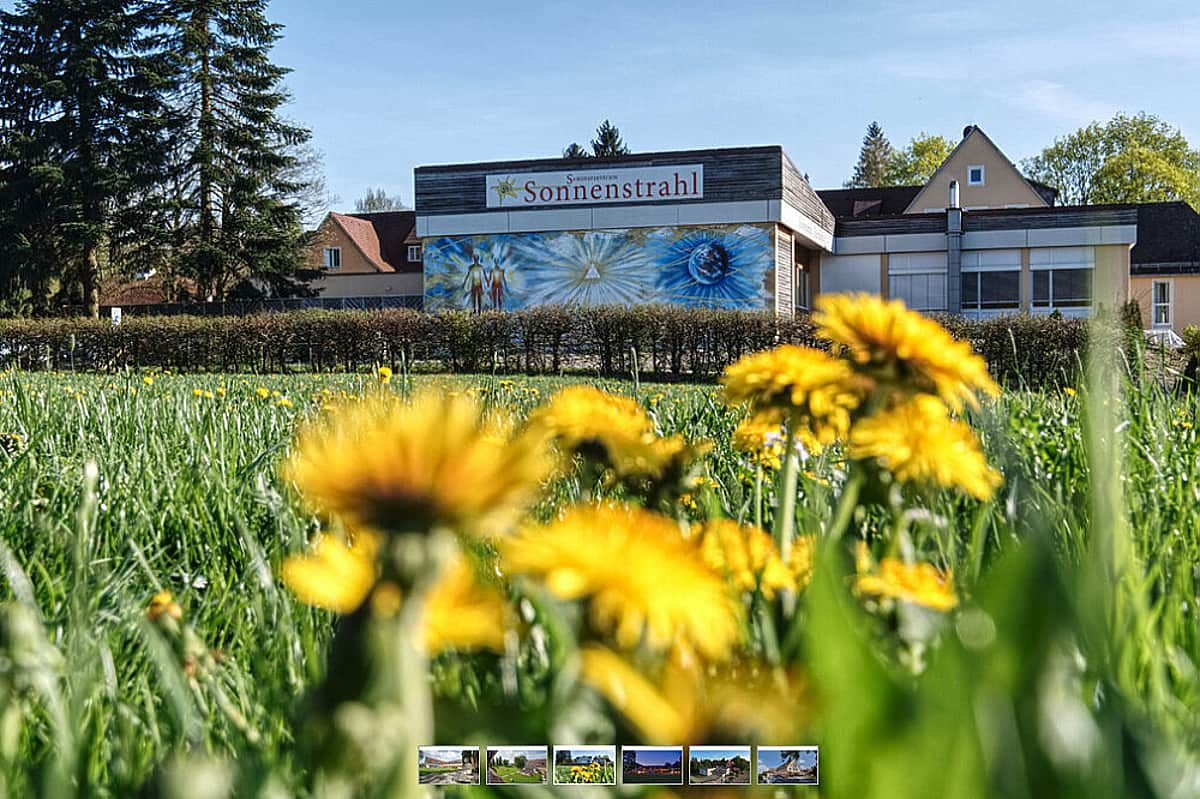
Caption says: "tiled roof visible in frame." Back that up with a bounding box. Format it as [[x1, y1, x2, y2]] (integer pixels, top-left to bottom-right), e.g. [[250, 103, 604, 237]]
[[1129, 202, 1200, 273], [330, 212, 395, 273], [348, 210, 418, 270], [816, 186, 923, 219]]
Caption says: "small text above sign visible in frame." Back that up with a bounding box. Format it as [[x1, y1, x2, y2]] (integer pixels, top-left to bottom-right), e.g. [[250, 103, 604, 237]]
[[486, 165, 704, 209]]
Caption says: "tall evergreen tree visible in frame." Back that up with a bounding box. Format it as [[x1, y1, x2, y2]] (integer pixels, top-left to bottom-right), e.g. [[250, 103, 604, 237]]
[[590, 120, 629, 157], [845, 121, 895, 188], [0, 0, 176, 316], [163, 0, 312, 300]]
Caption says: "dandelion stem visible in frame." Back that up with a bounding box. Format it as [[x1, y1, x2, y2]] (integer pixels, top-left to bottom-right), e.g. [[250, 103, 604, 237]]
[[775, 425, 800, 562], [826, 467, 864, 542]]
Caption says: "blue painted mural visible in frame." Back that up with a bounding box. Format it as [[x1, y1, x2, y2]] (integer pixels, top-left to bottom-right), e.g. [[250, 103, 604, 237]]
[[423, 224, 774, 312]]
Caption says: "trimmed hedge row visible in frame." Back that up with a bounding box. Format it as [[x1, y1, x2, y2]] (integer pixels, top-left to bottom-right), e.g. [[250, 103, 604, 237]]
[[0, 303, 1139, 387]]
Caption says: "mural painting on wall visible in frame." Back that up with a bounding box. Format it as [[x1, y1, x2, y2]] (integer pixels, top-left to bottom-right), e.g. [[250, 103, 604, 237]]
[[423, 223, 774, 312]]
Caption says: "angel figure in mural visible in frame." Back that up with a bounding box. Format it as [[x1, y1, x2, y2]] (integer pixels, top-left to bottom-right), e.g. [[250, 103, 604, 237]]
[[463, 252, 487, 314], [489, 255, 509, 311]]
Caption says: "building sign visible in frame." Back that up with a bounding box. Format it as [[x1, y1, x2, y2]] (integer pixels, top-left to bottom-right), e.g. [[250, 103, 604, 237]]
[[486, 164, 703, 209]]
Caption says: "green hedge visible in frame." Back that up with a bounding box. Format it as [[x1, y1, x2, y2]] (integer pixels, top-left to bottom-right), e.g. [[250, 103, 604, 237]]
[[0, 303, 1138, 387]]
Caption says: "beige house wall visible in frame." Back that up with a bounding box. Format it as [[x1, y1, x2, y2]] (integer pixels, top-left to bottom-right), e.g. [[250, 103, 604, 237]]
[[905, 130, 1048, 213], [1131, 274, 1200, 333], [311, 272, 423, 299], [1094, 244, 1132, 309], [305, 217, 382, 275]]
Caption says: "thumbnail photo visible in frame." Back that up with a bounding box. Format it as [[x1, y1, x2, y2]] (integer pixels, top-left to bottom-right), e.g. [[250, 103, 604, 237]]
[[756, 746, 819, 785], [688, 746, 752, 785], [417, 746, 479, 785], [553, 745, 617, 785], [621, 746, 684, 785], [486, 746, 549, 785]]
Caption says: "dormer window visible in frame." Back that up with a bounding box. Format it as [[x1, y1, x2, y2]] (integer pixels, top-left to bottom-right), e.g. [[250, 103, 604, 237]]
[[968, 165, 986, 186], [324, 247, 342, 270]]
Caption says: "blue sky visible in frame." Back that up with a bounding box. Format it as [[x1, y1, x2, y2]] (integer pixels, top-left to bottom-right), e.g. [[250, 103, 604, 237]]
[[269, 0, 1200, 216], [627, 747, 682, 766]]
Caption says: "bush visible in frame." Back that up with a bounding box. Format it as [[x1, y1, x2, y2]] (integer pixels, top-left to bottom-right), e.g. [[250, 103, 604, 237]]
[[0, 305, 1137, 387]]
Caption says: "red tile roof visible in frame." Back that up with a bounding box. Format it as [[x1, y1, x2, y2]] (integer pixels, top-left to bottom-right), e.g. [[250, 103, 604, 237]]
[[330, 212, 395, 273]]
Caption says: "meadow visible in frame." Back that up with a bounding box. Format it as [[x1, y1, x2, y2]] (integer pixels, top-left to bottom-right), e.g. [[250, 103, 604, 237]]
[[0, 299, 1199, 798]]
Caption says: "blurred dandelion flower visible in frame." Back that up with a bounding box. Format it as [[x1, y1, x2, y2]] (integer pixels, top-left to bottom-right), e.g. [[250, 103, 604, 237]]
[[284, 392, 552, 536], [146, 591, 183, 622], [501, 504, 741, 660], [720, 346, 862, 449], [423, 558, 508, 654], [854, 543, 958, 612], [697, 519, 794, 599], [731, 415, 786, 469], [530, 385, 695, 479], [815, 293, 998, 411], [280, 532, 378, 614], [848, 394, 1002, 500], [377, 366, 392, 385], [255, 387, 270, 400]]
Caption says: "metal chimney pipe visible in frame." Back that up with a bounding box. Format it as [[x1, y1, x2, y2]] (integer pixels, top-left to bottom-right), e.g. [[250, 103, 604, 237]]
[[949, 179, 960, 209]]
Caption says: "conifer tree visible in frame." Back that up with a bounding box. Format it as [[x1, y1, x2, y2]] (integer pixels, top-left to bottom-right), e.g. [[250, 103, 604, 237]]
[[163, 0, 312, 300], [0, 0, 176, 316], [590, 120, 629, 157], [845, 121, 895, 188]]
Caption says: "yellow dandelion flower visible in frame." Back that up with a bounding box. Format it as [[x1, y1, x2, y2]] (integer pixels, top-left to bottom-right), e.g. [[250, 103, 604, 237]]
[[720, 346, 862, 449], [378, 365, 392, 384], [192, 388, 203, 398], [789, 535, 817, 591], [255, 387, 270, 400], [423, 558, 508, 654], [284, 391, 552, 536], [732, 414, 786, 469], [280, 532, 378, 614], [530, 385, 695, 478], [146, 591, 182, 622], [142, 376, 153, 386], [697, 519, 794, 599], [847, 394, 1002, 500], [815, 292, 998, 411], [501, 504, 741, 660], [854, 543, 958, 612]]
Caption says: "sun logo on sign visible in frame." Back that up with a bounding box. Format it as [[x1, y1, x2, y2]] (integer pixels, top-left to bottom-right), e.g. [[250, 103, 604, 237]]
[[491, 176, 520, 205]]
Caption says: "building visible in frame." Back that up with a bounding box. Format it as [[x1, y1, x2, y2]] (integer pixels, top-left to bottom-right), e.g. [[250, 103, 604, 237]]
[[414, 146, 834, 315], [305, 209, 424, 304], [411, 127, 1200, 334]]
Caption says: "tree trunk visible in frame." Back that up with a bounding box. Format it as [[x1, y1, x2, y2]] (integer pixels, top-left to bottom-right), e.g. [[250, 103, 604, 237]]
[[83, 245, 100, 318]]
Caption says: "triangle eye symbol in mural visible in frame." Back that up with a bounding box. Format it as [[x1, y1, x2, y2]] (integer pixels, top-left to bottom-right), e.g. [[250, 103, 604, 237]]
[[584, 263, 602, 281], [491, 176, 520, 205]]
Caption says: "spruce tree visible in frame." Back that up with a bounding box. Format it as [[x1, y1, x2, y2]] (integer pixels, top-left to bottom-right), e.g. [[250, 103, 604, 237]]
[[845, 121, 895, 188], [590, 120, 629, 157], [0, 0, 176, 316], [163, 0, 312, 300], [562, 142, 590, 159]]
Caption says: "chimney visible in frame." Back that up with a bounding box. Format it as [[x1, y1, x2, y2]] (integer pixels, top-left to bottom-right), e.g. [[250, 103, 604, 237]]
[[949, 179, 960, 210], [962, 124, 975, 139]]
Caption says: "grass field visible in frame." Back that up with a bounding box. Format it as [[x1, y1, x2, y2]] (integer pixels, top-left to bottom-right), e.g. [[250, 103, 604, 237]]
[[0, 349, 1199, 797]]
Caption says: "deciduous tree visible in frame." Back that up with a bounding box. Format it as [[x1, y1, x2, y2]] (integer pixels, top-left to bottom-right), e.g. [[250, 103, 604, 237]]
[[883, 133, 955, 186]]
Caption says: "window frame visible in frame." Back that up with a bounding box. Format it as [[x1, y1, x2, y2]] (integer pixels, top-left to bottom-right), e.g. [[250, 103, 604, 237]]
[[960, 249, 1021, 319], [1030, 247, 1095, 316], [887, 252, 948, 313], [323, 246, 342, 270], [1152, 279, 1173, 329], [967, 165, 986, 186], [408, 244, 423, 263]]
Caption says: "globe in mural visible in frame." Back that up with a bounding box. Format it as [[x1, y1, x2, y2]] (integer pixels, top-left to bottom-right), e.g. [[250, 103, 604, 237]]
[[686, 241, 730, 285]]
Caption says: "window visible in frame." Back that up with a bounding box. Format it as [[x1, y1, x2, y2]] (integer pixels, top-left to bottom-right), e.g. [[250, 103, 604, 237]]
[[795, 266, 811, 310], [967, 165, 985, 185], [323, 247, 341, 270], [888, 252, 947, 312], [961, 249, 1020, 318], [1152, 280, 1173, 328], [1031, 247, 1094, 316], [408, 244, 423, 262]]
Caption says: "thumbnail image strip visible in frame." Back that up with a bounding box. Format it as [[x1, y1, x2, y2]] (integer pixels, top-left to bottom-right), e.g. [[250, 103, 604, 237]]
[[486, 745, 549, 785], [552, 745, 617, 785], [687, 746, 752, 785], [755, 746, 819, 785], [418, 746, 480, 785], [621, 746, 685, 785]]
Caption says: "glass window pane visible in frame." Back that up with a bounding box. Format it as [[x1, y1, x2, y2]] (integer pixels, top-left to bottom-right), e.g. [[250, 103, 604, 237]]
[[980, 271, 1020, 308], [961, 273, 978, 306], [1053, 269, 1091, 306], [1154, 305, 1170, 324], [1032, 272, 1050, 305], [1154, 282, 1170, 304]]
